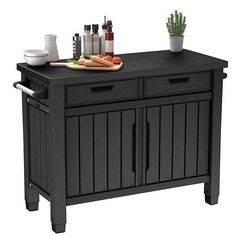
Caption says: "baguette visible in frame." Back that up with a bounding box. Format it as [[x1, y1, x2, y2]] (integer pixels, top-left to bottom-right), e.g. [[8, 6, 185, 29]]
[[90, 55, 114, 67], [78, 58, 89, 65], [84, 60, 108, 67]]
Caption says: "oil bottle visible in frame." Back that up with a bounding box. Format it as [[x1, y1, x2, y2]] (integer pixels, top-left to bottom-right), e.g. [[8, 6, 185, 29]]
[[105, 20, 114, 57]]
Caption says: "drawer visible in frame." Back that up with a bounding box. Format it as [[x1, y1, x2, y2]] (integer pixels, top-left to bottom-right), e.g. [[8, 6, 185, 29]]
[[145, 72, 212, 98], [66, 79, 138, 106]]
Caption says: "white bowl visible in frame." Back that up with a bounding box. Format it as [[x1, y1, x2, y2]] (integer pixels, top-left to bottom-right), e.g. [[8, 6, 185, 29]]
[[23, 49, 49, 66], [24, 55, 48, 66], [24, 49, 49, 57]]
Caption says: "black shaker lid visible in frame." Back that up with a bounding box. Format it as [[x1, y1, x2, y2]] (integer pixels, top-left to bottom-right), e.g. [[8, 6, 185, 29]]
[[92, 24, 99, 33], [102, 16, 107, 29], [102, 23, 107, 29], [84, 25, 91, 30], [107, 20, 113, 29]]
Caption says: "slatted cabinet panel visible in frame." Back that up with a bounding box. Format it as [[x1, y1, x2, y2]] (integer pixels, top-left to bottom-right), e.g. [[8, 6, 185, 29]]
[[146, 100, 210, 184], [108, 112, 121, 190], [94, 114, 108, 192], [80, 115, 94, 195], [185, 102, 199, 177], [121, 111, 136, 188], [172, 104, 186, 179], [66, 117, 80, 196], [28, 105, 50, 193], [66, 109, 136, 197], [198, 101, 210, 175], [159, 105, 173, 181], [146, 107, 160, 184]]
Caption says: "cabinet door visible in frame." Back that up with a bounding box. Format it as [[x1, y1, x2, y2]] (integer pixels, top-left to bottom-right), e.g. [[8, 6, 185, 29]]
[[28, 104, 50, 193], [66, 109, 136, 197], [145, 100, 210, 184]]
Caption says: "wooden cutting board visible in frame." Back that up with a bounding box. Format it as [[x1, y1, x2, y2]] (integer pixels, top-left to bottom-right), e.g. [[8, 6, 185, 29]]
[[50, 62, 123, 71]]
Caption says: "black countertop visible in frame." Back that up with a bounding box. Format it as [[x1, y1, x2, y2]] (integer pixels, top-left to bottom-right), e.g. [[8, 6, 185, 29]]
[[17, 49, 228, 86]]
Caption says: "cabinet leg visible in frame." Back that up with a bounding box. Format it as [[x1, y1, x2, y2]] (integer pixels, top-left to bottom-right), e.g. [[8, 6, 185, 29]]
[[22, 90, 39, 211], [204, 70, 223, 206], [49, 86, 67, 233], [25, 185, 39, 211], [204, 194, 219, 205], [204, 178, 220, 205], [50, 201, 66, 233], [26, 201, 39, 211], [204, 172, 220, 205], [52, 223, 66, 234]]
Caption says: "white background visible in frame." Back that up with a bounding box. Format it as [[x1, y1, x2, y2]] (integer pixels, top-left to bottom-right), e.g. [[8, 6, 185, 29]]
[[0, 0, 235, 235]]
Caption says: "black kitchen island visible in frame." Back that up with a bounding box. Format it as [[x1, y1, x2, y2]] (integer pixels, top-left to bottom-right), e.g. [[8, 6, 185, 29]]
[[15, 49, 228, 233]]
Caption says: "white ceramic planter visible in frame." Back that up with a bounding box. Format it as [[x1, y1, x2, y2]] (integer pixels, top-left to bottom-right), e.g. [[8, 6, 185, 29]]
[[169, 35, 184, 52], [45, 34, 59, 62]]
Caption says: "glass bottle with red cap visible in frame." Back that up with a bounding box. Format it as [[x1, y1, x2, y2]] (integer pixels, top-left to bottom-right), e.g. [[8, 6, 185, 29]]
[[105, 20, 114, 57]]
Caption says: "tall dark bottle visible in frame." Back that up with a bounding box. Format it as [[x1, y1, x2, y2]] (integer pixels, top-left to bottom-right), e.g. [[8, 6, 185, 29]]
[[73, 33, 81, 60], [105, 20, 114, 57]]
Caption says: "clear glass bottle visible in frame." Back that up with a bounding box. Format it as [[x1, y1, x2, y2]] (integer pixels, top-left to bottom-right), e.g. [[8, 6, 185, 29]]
[[100, 16, 107, 55], [83, 25, 92, 56], [105, 20, 114, 57], [92, 24, 100, 55]]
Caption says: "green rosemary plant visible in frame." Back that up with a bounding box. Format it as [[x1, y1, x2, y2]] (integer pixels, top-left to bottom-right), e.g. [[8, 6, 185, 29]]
[[166, 10, 187, 36]]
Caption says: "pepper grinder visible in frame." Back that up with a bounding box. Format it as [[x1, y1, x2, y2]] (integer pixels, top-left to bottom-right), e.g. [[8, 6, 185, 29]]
[[73, 33, 81, 60], [45, 34, 59, 62]]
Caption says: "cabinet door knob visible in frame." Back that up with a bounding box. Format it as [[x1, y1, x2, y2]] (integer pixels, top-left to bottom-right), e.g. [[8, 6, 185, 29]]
[[222, 73, 227, 79]]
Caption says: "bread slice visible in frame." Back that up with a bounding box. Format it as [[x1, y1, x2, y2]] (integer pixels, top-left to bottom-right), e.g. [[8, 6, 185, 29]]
[[84, 60, 108, 67], [90, 55, 114, 67]]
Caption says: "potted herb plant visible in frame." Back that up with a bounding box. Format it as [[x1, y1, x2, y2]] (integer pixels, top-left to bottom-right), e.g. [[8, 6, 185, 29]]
[[166, 10, 187, 52]]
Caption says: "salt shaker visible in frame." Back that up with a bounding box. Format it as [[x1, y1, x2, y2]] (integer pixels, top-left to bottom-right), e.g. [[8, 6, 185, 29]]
[[83, 25, 93, 56], [92, 24, 100, 55]]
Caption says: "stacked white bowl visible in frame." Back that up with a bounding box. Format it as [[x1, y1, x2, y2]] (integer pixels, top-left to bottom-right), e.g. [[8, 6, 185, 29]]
[[24, 49, 49, 66]]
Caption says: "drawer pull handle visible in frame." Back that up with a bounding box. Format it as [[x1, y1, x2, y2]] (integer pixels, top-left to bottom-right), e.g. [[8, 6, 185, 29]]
[[146, 121, 150, 171], [90, 85, 114, 93], [13, 81, 48, 99], [168, 77, 189, 84], [132, 123, 136, 173]]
